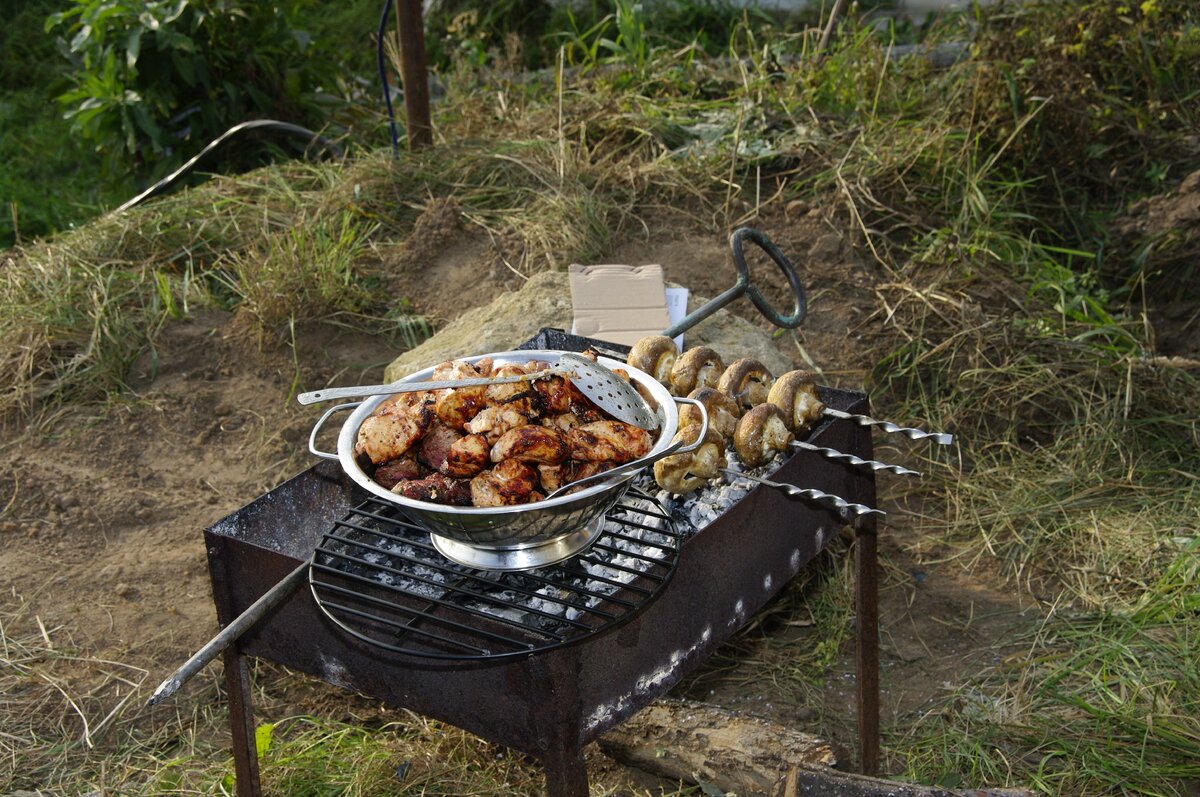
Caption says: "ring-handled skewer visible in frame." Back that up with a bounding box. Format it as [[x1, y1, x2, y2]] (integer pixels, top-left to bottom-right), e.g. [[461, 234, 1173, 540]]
[[789, 440, 920, 477], [720, 469, 883, 522], [822, 408, 953, 446]]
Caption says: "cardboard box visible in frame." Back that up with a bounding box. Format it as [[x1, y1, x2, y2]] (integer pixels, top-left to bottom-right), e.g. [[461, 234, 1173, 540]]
[[568, 264, 671, 347]]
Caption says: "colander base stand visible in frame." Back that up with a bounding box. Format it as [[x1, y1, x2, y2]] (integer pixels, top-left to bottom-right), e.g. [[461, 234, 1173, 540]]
[[430, 516, 606, 571]]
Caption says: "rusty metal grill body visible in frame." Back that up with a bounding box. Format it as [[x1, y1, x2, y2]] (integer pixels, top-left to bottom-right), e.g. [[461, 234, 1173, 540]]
[[205, 330, 879, 796]]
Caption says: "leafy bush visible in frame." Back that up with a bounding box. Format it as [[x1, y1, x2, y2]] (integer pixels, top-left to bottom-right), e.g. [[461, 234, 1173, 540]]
[[47, 0, 344, 174]]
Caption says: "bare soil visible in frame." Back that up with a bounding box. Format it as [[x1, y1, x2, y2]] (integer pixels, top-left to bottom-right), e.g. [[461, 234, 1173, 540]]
[[6, 188, 1186, 790]]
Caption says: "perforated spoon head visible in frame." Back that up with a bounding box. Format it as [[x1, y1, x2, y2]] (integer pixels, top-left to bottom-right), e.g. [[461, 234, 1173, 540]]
[[559, 352, 659, 430]]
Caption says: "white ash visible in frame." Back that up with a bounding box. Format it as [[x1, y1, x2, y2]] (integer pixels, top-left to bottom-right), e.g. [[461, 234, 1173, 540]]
[[654, 452, 787, 534]]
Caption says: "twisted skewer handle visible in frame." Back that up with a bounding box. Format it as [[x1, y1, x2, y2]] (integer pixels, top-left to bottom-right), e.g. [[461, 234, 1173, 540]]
[[790, 440, 921, 477], [822, 408, 953, 446], [720, 469, 884, 521]]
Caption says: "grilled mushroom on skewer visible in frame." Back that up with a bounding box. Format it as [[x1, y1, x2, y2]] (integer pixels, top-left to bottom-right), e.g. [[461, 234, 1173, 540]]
[[767, 370, 825, 433], [627, 335, 679, 384], [718, 357, 775, 411], [669, 346, 725, 396], [732, 403, 794, 467], [680, 387, 741, 440], [654, 423, 727, 495]]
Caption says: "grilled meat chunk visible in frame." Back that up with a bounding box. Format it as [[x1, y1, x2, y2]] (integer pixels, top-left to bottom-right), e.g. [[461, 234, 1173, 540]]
[[444, 433, 490, 478], [390, 473, 472, 505], [540, 411, 581, 434], [355, 401, 434, 464], [470, 459, 542, 507], [567, 420, 652, 463], [465, 403, 532, 444], [418, 421, 462, 473], [537, 460, 614, 493], [373, 453, 426, 489], [490, 425, 568, 465], [486, 363, 534, 405]]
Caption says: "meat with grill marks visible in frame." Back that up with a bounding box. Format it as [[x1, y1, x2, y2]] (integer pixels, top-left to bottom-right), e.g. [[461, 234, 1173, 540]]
[[537, 460, 614, 493], [355, 400, 434, 464], [444, 433, 489, 478], [418, 421, 461, 473], [470, 459, 542, 507], [465, 402, 533, 444], [390, 472, 472, 505], [490, 425, 568, 465], [373, 453, 426, 489], [566, 420, 653, 463]]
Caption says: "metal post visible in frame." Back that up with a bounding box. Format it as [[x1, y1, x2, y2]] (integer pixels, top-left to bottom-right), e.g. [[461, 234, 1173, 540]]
[[393, 0, 432, 149], [855, 519, 881, 775], [224, 646, 263, 797]]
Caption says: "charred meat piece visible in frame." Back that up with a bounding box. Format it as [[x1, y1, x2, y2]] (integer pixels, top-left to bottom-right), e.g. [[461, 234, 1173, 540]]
[[567, 420, 653, 463], [373, 453, 427, 490], [444, 433, 490, 478], [490, 425, 568, 465], [540, 411, 582, 434], [470, 459, 542, 507], [391, 472, 472, 505], [418, 421, 462, 473], [465, 403, 532, 444], [486, 363, 534, 405], [537, 460, 614, 493], [355, 402, 434, 464], [533, 374, 581, 414]]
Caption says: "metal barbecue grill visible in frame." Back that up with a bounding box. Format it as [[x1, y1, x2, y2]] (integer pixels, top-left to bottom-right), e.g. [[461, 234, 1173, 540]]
[[202, 327, 883, 797], [308, 486, 681, 660]]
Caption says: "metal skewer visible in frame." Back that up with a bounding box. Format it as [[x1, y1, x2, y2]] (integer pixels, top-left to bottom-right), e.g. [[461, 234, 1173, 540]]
[[822, 408, 952, 446], [720, 469, 884, 522], [146, 561, 310, 707], [789, 440, 920, 477]]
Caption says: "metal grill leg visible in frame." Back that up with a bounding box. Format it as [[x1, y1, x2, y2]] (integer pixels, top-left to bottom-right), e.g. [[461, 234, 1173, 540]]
[[223, 646, 262, 797], [855, 523, 881, 775], [543, 744, 589, 797]]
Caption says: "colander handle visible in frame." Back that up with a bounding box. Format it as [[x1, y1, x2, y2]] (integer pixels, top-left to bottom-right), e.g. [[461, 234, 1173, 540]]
[[308, 402, 361, 460]]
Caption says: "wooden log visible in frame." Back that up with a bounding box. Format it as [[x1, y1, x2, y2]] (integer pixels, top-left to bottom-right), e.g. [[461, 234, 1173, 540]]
[[598, 698, 836, 797], [600, 698, 1036, 797]]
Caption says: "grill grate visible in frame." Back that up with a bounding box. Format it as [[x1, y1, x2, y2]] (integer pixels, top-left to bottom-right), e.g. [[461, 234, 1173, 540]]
[[308, 486, 681, 660]]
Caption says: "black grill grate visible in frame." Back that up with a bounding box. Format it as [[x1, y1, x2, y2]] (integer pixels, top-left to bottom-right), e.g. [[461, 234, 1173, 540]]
[[308, 486, 681, 660]]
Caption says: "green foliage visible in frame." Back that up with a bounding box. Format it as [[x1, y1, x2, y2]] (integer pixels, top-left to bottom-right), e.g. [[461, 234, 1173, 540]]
[[46, 0, 343, 175]]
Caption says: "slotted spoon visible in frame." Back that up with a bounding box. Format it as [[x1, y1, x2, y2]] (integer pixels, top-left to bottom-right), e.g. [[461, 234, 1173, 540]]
[[296, 352, 658, 430]]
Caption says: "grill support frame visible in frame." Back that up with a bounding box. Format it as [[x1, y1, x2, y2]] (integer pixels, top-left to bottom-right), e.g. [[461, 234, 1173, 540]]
[[205, 388, 880, 796]]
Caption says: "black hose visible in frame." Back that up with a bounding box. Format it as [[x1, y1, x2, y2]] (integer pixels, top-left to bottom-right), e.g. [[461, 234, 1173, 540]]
[[378, 0, 400, 157]]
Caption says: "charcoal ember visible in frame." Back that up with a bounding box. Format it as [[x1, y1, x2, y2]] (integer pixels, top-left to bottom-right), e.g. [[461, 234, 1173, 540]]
[[391, 473, 472, 505], [374, 454, 426, 489]]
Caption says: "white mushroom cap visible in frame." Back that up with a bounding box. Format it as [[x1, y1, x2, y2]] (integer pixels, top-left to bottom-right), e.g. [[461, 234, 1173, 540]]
[[717, 357, 775, 411], [627, 336, 679, 385], [767, 370, 825, 433], [733, 403, 794, 468]]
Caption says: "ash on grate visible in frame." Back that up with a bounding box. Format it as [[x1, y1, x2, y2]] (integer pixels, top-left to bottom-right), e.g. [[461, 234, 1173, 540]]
[[653, 453, 784, 534]]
